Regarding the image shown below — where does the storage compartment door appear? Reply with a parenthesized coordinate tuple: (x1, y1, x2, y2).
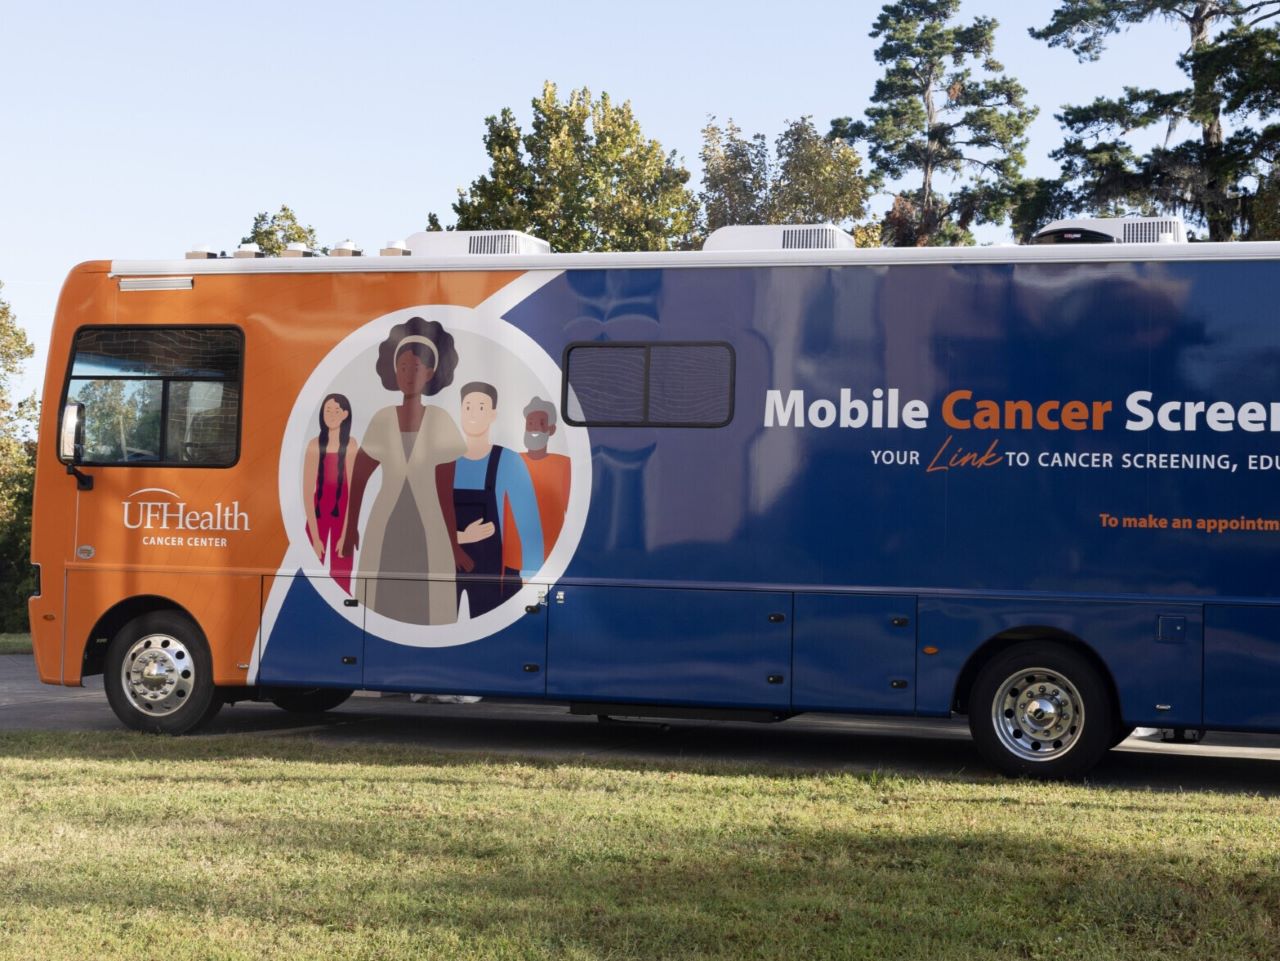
(361, 582, 548, 697)
(793, 593, 917, 713)
(1206, 604, 1280, 731)
(546, 586, 793, 709)
(257, 575, 365, 688)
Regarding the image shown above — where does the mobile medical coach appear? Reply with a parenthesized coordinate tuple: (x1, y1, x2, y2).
(29, 220, 1280, 777)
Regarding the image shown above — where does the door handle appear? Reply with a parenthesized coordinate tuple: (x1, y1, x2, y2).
(525, 603, 543, 614)
(768, 613, 786, 623)
(891, 616, 909, 628)
(343, 598, 359, 608)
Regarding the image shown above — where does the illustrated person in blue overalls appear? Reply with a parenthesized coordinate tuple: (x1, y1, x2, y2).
(453, 381, 545, 617)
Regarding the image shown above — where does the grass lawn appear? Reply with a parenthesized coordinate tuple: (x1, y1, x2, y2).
(0, 732, 1277, 960)
(0, 633, 31, 655)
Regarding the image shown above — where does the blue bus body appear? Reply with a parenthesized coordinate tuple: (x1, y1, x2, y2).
(53, 241, 1280, 774)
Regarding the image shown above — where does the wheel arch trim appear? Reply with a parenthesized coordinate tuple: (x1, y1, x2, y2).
(79, 594, 201, 679)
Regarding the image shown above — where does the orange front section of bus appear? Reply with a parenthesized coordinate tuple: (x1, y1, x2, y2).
(30, 262, 520, 687)
(28, 263, 111, 685)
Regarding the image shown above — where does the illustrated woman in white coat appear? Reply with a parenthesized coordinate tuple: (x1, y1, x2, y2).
(339, 317, 470, 624)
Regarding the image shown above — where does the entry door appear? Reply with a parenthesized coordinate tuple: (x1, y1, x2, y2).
(792, 593, 917, 713)
(546, 586, 793, 709)
(257, 575, 366, 688)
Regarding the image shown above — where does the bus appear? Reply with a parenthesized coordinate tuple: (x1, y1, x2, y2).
(29, 221, 1280, 778)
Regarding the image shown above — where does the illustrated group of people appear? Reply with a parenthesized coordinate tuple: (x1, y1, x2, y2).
(301, 316, 571, 625)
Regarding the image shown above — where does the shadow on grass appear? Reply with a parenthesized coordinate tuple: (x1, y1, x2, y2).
(1, 715, 1279, 797)
(4, 800, 1279, 960)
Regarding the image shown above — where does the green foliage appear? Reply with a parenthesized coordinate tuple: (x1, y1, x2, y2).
(699, 119, 771, 230)
(1031, 2, 1280, 240)
(832, 0, 1036, 246)
(241, 205, 320, 256)
(0, 283, 35, 632)
(452, 82, 699, 252)
(1008, 177, 1078, 243)
(0, 633, 31, 654)
(1249, 167, 1280, 238)
(699, 116, 874, 238)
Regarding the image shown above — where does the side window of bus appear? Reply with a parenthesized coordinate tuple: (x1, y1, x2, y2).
(65, 327, 243, 466)
(562, 342, 734, 428)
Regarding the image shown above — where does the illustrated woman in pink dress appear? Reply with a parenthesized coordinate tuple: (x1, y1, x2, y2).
(303, 393, 359, 593)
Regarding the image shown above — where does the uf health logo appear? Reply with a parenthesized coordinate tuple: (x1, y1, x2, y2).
(122, 488, 250, 542)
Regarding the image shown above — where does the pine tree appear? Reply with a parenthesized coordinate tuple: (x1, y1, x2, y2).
(832, 0, 1036, 246)
(1032, 1, 1280, 240)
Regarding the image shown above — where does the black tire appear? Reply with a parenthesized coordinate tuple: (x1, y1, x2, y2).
(1110, 725, 1136, 749)
(104, 610, 222, 735)
(968, 642, 1114, 779)
(270, 688, 354, 714)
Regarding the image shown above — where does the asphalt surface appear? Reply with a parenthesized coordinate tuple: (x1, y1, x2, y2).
(4, 653, 1280, 793)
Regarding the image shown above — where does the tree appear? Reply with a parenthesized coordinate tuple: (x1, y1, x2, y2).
(1197, 22, 1280, 237)
(241, 205, 320, 255)
(0, 282, 35, 631)
(449, 82, 699, 252)
(699, 116, 875, 241)
(1250, 166, 1280, 238)
(832, 0, 1036, 246)
(1032, 2, 1280, 241)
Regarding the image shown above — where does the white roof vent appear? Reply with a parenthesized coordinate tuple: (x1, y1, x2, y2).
(185, 244, 217, 260)
(330, 240, 362, 257)
(1031, 216, 1188, 245)
(703, 224, 857, 252)
(233, 242, 264, 259)
(380, 240, 409, 257)
(281, 242, 315, 258)
(404, 230, 551, 257)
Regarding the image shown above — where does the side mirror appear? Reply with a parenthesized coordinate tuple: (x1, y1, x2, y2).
(59, 403, 93, 491)
(59, 403, 84, 463)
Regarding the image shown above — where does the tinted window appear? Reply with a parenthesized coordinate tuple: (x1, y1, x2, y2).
(564, 342, 734, 428)
(65, 327, 242, 466)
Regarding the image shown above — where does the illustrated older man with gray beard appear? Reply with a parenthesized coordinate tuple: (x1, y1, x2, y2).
(503, 396, 571, 573)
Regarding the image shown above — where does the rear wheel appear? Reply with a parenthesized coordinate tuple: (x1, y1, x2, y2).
(969, 643, 1113, 779)
(104, 611, 222, 734)
(270, 688, 353, 714)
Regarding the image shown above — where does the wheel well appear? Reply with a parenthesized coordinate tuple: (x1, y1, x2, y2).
(79, 595, 197, 678)
(951, 627, 1121, 722)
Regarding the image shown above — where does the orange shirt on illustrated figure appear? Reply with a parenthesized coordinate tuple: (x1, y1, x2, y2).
(504, 397, 571, 574)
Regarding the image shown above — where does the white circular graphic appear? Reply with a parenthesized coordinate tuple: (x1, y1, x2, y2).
(277, 302, 591, 648)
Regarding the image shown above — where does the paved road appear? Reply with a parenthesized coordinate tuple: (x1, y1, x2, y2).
(4, 654, 1279, 793)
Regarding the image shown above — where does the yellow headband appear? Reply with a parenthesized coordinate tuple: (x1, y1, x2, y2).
(395, 334, 439, 367)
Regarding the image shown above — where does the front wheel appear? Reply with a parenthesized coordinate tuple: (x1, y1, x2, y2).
(968, 643, 1114, 779)
(104, 611, 222, 734)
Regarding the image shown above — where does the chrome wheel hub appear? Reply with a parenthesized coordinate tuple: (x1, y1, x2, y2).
(992, 668, 1085, 762)
(122, 634, 194, 717)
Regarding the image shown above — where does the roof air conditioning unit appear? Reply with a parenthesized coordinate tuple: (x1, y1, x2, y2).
(404, 230, 551, 256)
(1030, 216, 1188, 245)
(703, 224, 857, 252)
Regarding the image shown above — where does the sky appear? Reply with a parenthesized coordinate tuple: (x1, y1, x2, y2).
(0, 1, 1190, 397)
